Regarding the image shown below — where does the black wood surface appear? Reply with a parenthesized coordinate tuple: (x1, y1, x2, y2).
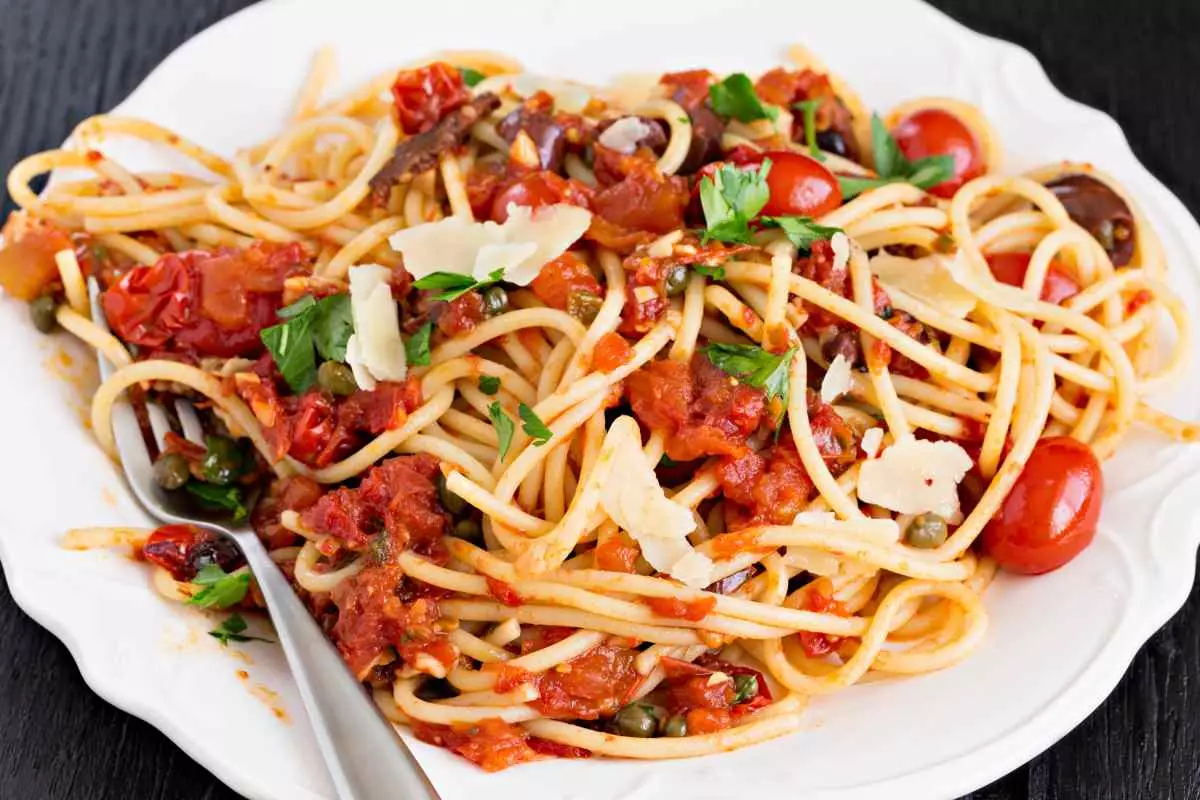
(1, 1, 1199, 798)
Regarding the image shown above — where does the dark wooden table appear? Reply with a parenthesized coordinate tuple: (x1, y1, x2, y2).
(2, 1, 1199, 797)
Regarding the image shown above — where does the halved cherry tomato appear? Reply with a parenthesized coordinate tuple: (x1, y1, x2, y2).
(986, 252, 1081, 305)
(891, 108, 984, 198)
(983, 436, 1103, 574)
(490, 172, 591, 223)
(390, 62, 469, 135)
(758, 151, 842, 218)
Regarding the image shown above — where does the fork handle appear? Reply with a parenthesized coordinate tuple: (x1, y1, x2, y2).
(243, 539, 439, 800)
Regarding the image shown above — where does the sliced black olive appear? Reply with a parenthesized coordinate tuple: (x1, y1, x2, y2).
(821, 329, 862, 370)
(1044, 173, 1136, 267)
(816, 129, 849, 158)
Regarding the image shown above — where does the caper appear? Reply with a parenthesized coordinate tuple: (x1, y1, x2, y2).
(436, 473, 468, 515)
(201, 435, 243, 486)
(661, 714, 688, 737)
(153, 452, 191, 491)
(663, 264, 688, 297)
(480, 285, 509, 315)
(905, 512, 949, 549)
(452, 518, 482, 543)
(317, 360, 358, 396)
(613, 703, 658, 738)
(733, 673, 757, 703)
(29, 295, 58, 334)
(567, 290, 603, 324)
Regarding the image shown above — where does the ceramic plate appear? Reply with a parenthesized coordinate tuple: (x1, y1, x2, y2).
(3, 0, 1199, 797)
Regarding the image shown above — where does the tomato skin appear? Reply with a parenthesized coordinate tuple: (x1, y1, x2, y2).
(390, 62, 469, 135)
(489, 171, 592, 223)
(984, 436, 1103, 574)
(986, 252, 1081, 306)
(891, 108, 985, 198)
(758, 151, 842, 217)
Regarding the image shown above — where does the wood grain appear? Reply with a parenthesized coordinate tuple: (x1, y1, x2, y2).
(1, 0, 1198, 797)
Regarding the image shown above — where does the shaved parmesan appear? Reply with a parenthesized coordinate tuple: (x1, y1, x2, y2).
(830, 231, 850, 272)
(871, 252, 977, 319)
(820, 353, 853, 404)
(857, 436, 973, 520)
(598, 116, 655, 154)
(389, 204, 592, 287)
(596, 416, 714, 588)
(347, 264, 406, 389)
(860, 427, 884, 459)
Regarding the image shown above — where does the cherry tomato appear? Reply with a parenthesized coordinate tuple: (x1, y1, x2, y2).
(983, 436, 1103, 574)
(986, 252, 1081, 305)
(389, 62, 468, 135)
(891, 108, 985, 198)
(490, 172, 591, 223)
(758, 151, 842, 218)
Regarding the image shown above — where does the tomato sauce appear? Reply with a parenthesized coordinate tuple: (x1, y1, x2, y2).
(0, 213, 73, 300)
(718, 439, 815, 529)
(529, 252, 600, 310)
(643, 595, 716, 621)
(592, 332, 633, 373)
(485, 576, 523, 607)
(796, 578, 849, 658)
(251, 476, 324, 550)
(390, 63, 469, 135)
(411, 718, 543, 772)
(507, 644, 642, 720)
(593, 530, 640, 573)
(626, 354, 768, 461)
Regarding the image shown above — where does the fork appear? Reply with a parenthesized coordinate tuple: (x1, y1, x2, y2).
(88, 278, 438, 800)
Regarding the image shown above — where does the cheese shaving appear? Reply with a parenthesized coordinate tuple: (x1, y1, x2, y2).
(830, 231, 850, 272)
(871, 252, 977, 319)
(347, 264, 406, 390)
(860, 427, 884, 459)
(820, 353, 853, 404)
(856, 436, 973, 520)
(598, 116, 655, 154)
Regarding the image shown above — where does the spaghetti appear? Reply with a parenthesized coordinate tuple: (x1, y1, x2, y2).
(9, 46, 1198, 772)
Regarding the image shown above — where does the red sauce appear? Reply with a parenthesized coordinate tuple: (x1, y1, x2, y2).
(586, 157, 689, 255)
(808, 391, 860, 472)
(658, 656, 772, 730)
(411, 718, 543, 772)
(796, 578, 849, 658)
(436, 291, 487, 337)
(718, 439, 815, 529)
(389, 63, 469, 135)
(0, 213, 73, 300)
(525, 645, 642, 719)
(593, 530, 640, 573)
(644, 595, 716, 621)
(529, 252, 600, 310)
(102, 242, 310, 358)
(142, 523, 243, 582)
(485, 576, 523, 607)
(626, 354, 767, 462)
(659, 70, 714, 108)
(1127, 288, 1154, 314)
(795, 240, 891, 334)
(754, 68, 858, 160)
(705, 529, 764, 560)
(251, 476, 324, 550)
(592, 332, 633, 373)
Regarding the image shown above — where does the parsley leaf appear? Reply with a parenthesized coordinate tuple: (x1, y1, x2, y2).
(404, 321, 432, 367)
(188, 565, 251, 609)
(699, 160, 772, 245)
(185, 480, 248, 521)
(693, 265, 725, 280)
(518, 403, 552, 446)
(732, 674, 759, 704)
(761, 216, 843, 252)
(488, 401, 515, 460)
(478, 375, 501, 394)
(838, 114, 956, 200)
(413, 268, 505, 302)
(209, 613, 273, 646)
(709, 73, 778, 123)
(794, 99, 824, 161)
(458, 66, 486, 87)
(261, 294, 355, 392)
(700, 343, 797, 404)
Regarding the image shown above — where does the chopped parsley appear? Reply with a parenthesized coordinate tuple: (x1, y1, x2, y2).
(699, 160, 772, 245)
(187, 565, 251, 609)
(793, 99, 824, 161)
(700, 342, 797, 405)
(761, 216, 843, 252)
(209, 613, 273, 646)
(413, 268, 505, 302)
(732, 674, 759, 704)
(518, 403, 552, 446)
(837, 114, 955, 199)
(458, 66, 486, 88)
(709, 73, 778, 123)
(404, 321, 432, 367)
(488, 401, 515, 460)
(693, 264, 726, 280)
(478, 375, 501, 395)
(260, 294, 354, 393)
(185, 480, 248, 521)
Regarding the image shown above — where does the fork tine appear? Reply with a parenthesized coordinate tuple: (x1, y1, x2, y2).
(147, 403, 173, 452)
(87, 277, 117, 382)
(175, 398, 206, 446)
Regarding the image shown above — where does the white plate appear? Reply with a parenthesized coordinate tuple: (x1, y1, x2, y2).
(3, 1, 1200, 798)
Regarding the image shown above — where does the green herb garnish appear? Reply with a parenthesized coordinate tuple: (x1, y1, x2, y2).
(699, 160, 772, 245)
(837, 114, 955, 199)
(188, 565, 251, 609)
(488, 401, 515, 460)
(478, 375, 501, 395)
(761, 216, 843, 252)
(458, 67, 486, 87)
(709, 73, 778, 123)
(700, 342, 797, 405)
(209, 613, 273, 646)
(261, 294, 354, 393)
(404, 321, 432, 367)
(518, 403, 552, 446)
(413, 268, 505, 302)
(185, 480, 248, 521)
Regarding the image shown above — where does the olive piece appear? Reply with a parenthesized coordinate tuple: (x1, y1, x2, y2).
(436, 473, 468, 515)
(821, 329, 861, 370)
(815, 129, 849, 158)
(663, 264, 688, 297)
(1044, 173, 1136, 267)
(480, 285, 509, 315)
(317, 361, 358, 396)
(661, 714, 688, 737)
(201, 435, 243, 486)
(905, 513, 949, 549)
(567, 290, 603, 325)
(153, 452, 191, 491)
(29, 295, 58, 334)
(452, 518, 483, 543)
(613, 704, 658, 738)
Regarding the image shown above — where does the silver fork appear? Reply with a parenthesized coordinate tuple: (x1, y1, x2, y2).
(88, 278, 438, 800)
